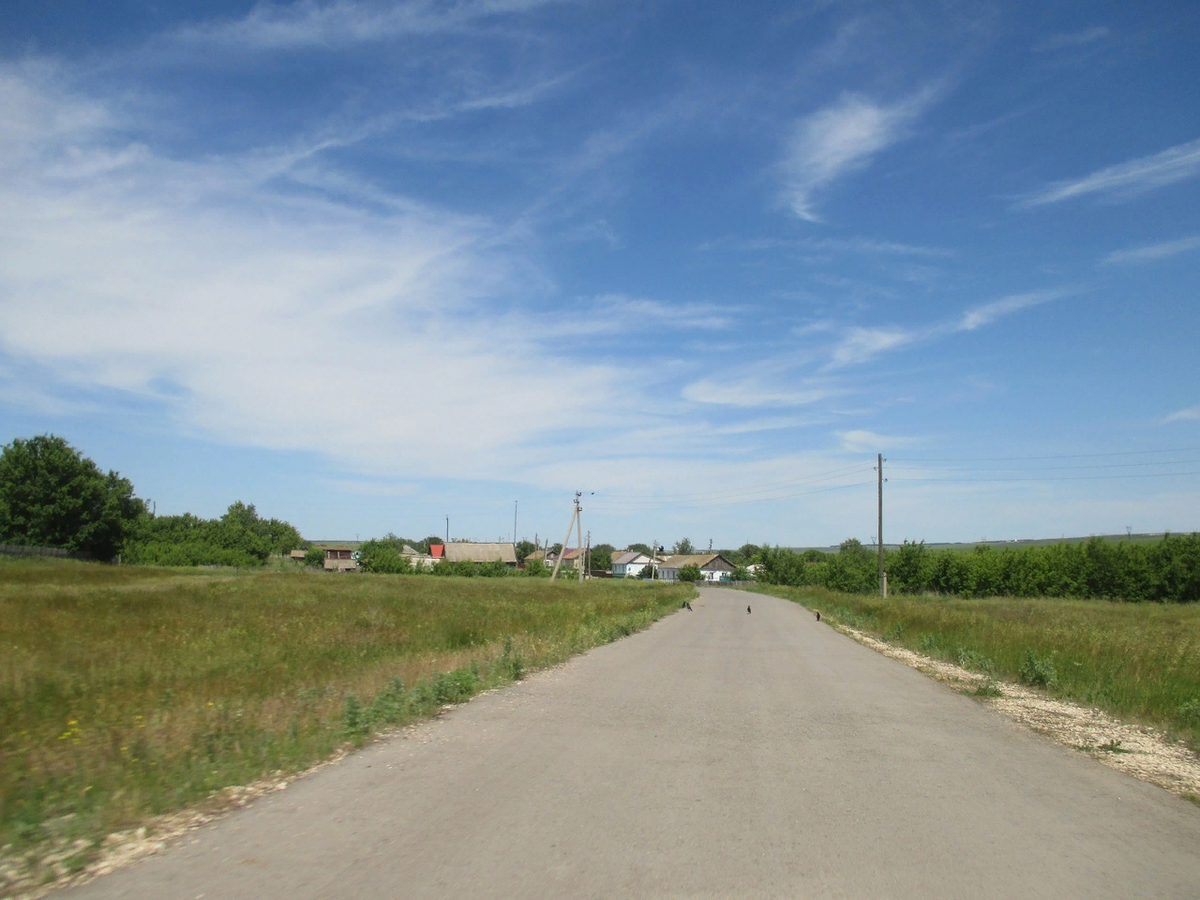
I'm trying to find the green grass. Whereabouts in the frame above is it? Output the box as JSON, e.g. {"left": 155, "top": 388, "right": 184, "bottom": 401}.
{"left": 749, "top": 584, "right": 1200, "bottom": 751}
{"left": 0, "top": 557, "right": 692, "bottom": 881}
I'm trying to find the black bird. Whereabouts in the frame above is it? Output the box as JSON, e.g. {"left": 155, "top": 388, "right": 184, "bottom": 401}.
{"left": 747, "top": 605, "right": 751, "bottom": 614}
{"left": 815, "top": 611, "right": 821, "bottom": 621}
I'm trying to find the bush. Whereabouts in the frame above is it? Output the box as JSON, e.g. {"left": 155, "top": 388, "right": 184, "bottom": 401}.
{"left": 304, "top": 547, "right": 325, "bottom": 568}
{"left": 1019, "top": 648, "right": 1058, "bottom": 687}
{"left": 676, "top": 564, "right": 702, "bottom": 583}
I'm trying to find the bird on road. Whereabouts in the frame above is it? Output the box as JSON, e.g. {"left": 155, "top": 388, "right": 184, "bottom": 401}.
{"left": 747, "top": 605, "right": 751, "bottom": 614}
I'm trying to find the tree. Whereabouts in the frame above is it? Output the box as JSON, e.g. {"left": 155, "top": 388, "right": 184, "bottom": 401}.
{"left": 515, "top": 540, "right": 538, "bottom": 563}
{"left": 676, "top": 564, "right": 702, "bottom": 582}
{"left": 304, "top": 547, "right": 326, "bottom": 568}
{"left": 0, "top": 435, "right": 144, "bottom": 560}
{"left": 590, "top": 543, "right": 615, "bottom": 572}
{"left": 626, "top": 542, "right": 651, "bottom": 555}
{"left": 672, "top": 537, "right": 694, "bottom": 555}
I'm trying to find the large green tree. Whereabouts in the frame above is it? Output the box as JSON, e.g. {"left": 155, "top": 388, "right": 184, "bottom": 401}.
{"left": 0, "top": 435, "right": 144, "bottom": 560}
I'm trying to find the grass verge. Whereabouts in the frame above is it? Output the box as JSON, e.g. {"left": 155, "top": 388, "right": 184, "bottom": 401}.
{"left": 747, "top": 584, "right": 1200, "bottom": 752}
{"left": 1, "top": 558, "right": 692, "bottom": 889}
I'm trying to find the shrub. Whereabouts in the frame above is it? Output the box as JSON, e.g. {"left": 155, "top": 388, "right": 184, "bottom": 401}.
{"left": 1019, "top": 648, "right": 1057, "bottom": 687}
{"left": 676, "top": 564, "right": 702, "bottom": 583}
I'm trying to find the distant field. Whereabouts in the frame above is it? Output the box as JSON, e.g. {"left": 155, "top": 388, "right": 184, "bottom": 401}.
{"left": 0, "top": 558, "right": 692, "bottom": 886}
{"left": 751, "top": 584, "right": 1200, "bottom": 752}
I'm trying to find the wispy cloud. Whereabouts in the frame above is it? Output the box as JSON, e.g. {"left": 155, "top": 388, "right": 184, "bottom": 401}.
{"left": 1163, "top": 407, "right": 1200, "bottom": 424}
{"left": 1103, "top": 235, "right": 1200, "bottom": 266}
{"left": 700, "top": 234, "right": 954, "bottom": 258}
{"left": 781, "top": 88, "right": 937, "bottom": 222}
{"left": 825, "top": 326, "right": 915, "bottom": 368}
{"left": 172, "top": 0, "right": 568, "bottom": 50}
{"left": 1033, "top": 26, "right": 1110, "bottom": 53}
{"left": 682, "top": 378, "right": 838, "bottom": 408}
{"left": 0, "top": 64, "right": 632, "bottom": 479}
{"left": 1016, "top": 138, "right": 1200, "bottom": 208}
{"left": 955, "top": 289, "right": 1063, "bottom": 331}
{"left": 836, "top": 429, "right": 919, "bottom": 453}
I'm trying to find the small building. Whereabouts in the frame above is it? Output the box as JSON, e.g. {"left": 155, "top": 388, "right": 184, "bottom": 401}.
{"left": 611, "top": 551, "right": 662, "bottom": 578}
{"left": 288, "top": 549, "right": 307, "bottom": 561}
{"left": 443, "top": 542, "right": 518, "bottom": 566}
{"left": 400, "top": 545, "right": 437, "bottom": 570}
{"left": 311, "top": 541, "right": 362, "bottom": 572}
{"left": 656, "top": 553, "right": 735, "bottom": 583}
{"left": 545, "top": 547, "right": 583, "bottom": 570}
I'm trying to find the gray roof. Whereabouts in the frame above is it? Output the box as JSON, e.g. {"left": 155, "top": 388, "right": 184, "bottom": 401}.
{"left": 442, "top": 542, "right": 517, "bottom": 564}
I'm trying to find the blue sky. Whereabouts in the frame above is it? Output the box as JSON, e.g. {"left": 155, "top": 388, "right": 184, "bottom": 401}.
{"left": 2, "top": 0, "right": 1198, "bottom": 549}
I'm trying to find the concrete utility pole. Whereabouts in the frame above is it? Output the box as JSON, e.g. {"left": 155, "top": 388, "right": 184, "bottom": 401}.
{"left": 576, "top": 498, "right": 585, "bottom": 584}
{"left": 551, "top": 493, "right": 581, "bottom": 582}
{"left": 445, "top": 516, "right": 449, "bottom": 545}
{"left": 513, "top": 501, "right": 518, "bottom": 547}
{"left": 877, "top": 453, "right": 886, "bottom": 598}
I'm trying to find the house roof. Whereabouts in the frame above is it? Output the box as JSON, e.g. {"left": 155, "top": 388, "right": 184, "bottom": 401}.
{"left": 310, "top": 540, "right": 362, "bottom": 551}
{"left": 612, "top": 551, "right": 644, "bottom": 566}
{"left": 659, "top": 553, "right": 733, "bottom": 570}
{"left": 443, "top": 542, "right": 518, "bottom": 564}
{"left": 429, "top": 543, "right": 445, "bottom": 558}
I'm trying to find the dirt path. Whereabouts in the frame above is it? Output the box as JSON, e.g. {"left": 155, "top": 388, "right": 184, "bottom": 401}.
{"left": 47, "top": 587, "right": 1200, "bottom": 899}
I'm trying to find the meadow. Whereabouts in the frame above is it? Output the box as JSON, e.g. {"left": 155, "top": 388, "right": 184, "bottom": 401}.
{"left": 0, "top": 558, "right": 691, "bottom": 884}
{"left": 751, "top": 584, "right": 1200, "bottom": 752}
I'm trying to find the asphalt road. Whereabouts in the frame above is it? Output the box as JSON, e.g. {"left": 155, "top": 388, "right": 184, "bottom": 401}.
{"left": 62, "top": 587, "right": 1200, "bottom": 899}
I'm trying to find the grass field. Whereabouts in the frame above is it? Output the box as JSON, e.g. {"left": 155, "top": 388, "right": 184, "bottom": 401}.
{"left": 751, "top": 585, "right": 1200, "bottom": 751}
{"left": 0, "top": 558, "right": 692, "bottom": 884}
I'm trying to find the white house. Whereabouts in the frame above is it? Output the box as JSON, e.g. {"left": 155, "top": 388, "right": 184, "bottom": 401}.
{"left": 656, "top": 553, "right": 735, "bottom": 582}
{"left": 611, "top": 550, "right": 662, "bottom": 578}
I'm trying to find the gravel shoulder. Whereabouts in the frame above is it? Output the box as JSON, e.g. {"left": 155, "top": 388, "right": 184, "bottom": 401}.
{"left": 830, "top": 622, "right": 1200, "bottom": 801}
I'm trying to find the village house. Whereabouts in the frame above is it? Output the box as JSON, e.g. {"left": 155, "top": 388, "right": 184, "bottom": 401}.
{"left": 656, "top": 552, "right": 735, "bottom": 583}
{"left": 311, "top": 541, "right": 362, "bottom": 572}
{"left": 443, "top": 542, "right": 518, "bottom": 566}
{"left": 611, "top": 550, "right": 662, "bottom": 578}
{"left": 545, "top": 547, "right": 583, "bottom": 570}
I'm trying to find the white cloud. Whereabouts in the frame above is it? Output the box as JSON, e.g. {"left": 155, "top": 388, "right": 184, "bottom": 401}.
{"left": 781, "top": 89, "right": 936, "bottom": 221}
{"left": 1102, "top": 235, "right": 1200, "bottom": 266}
{"left": 836, "top": 429, "right": 919, "bottom": 453}
{"left": 1163, "top": 407, "right": 1200, "bottom": 424}
{"left": 1033, "top": 26, "right": 1110, "bottom": 52}
{"left": 0, "top": 65, "right": 630, "bottom": 479}
{"left": 682, "top": 379, "right": 837, "bottom": 408}
{"left": 955, "top": 290, "right": 1062, "bottom": 331}
{"left": 1017, "top": 138, "right": 1200, "bottom": 208}
{"left": 825, "top": 326, "right": 915, "bottom": 368}
{"left": 172, "top": 0, "right": 568, "bottom": 50}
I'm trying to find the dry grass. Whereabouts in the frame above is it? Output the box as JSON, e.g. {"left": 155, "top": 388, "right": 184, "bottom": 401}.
{"left": 0, "top": 557, "right": 690, "bottom": 888}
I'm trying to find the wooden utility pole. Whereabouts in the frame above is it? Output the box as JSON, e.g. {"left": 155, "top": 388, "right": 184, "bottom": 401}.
{"left": 877, "top": 452, "right": 885, "bottom": 597}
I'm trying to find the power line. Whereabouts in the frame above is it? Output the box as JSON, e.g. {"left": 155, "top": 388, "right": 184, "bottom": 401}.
{"left": 889, "top": 458, "right": 1200, "bottom": 473}
{"left": 585, "top": 462, "right": 874, "bottom": 507}
{"left": 892, "top": 446, "right": 1200, "bottom": 463}
{"left": 586, "top": 479, "right": 875, "bottom": 512}
{"left": 891, "top": 470, "right": 1200, "bottom": 484}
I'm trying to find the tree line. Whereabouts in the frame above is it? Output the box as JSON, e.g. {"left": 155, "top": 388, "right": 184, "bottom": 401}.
{"left": 754, "top": 536, "right": 1200, "bottom": 603}
{"left": 0, "top": 435, "right": 303, "bottom": 566}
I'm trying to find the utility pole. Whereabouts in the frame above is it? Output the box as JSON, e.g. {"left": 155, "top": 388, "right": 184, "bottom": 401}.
{"left": 877, "top": 452, "right": 886, "bottom": 597}
{"left": 513, "top": 500, "right": 518, "bottom": 547}
{"left": 445, "top": 516, "right": 449, "bottom": 545}
{"left": 649, "top": 538, "right": 657, "bottom": 580}
{"left": 551, "top": 493, "right": 581, "bottom": 582}
{"left": 576, "top": 497, "right": 585, "bottom": 584}
{"left": 585, "top": 530, "right": 591, "bottom": 581}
